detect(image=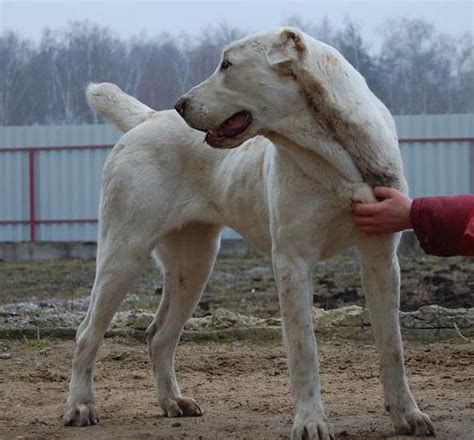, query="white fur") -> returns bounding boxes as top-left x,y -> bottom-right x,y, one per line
64,28 -> 434,439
